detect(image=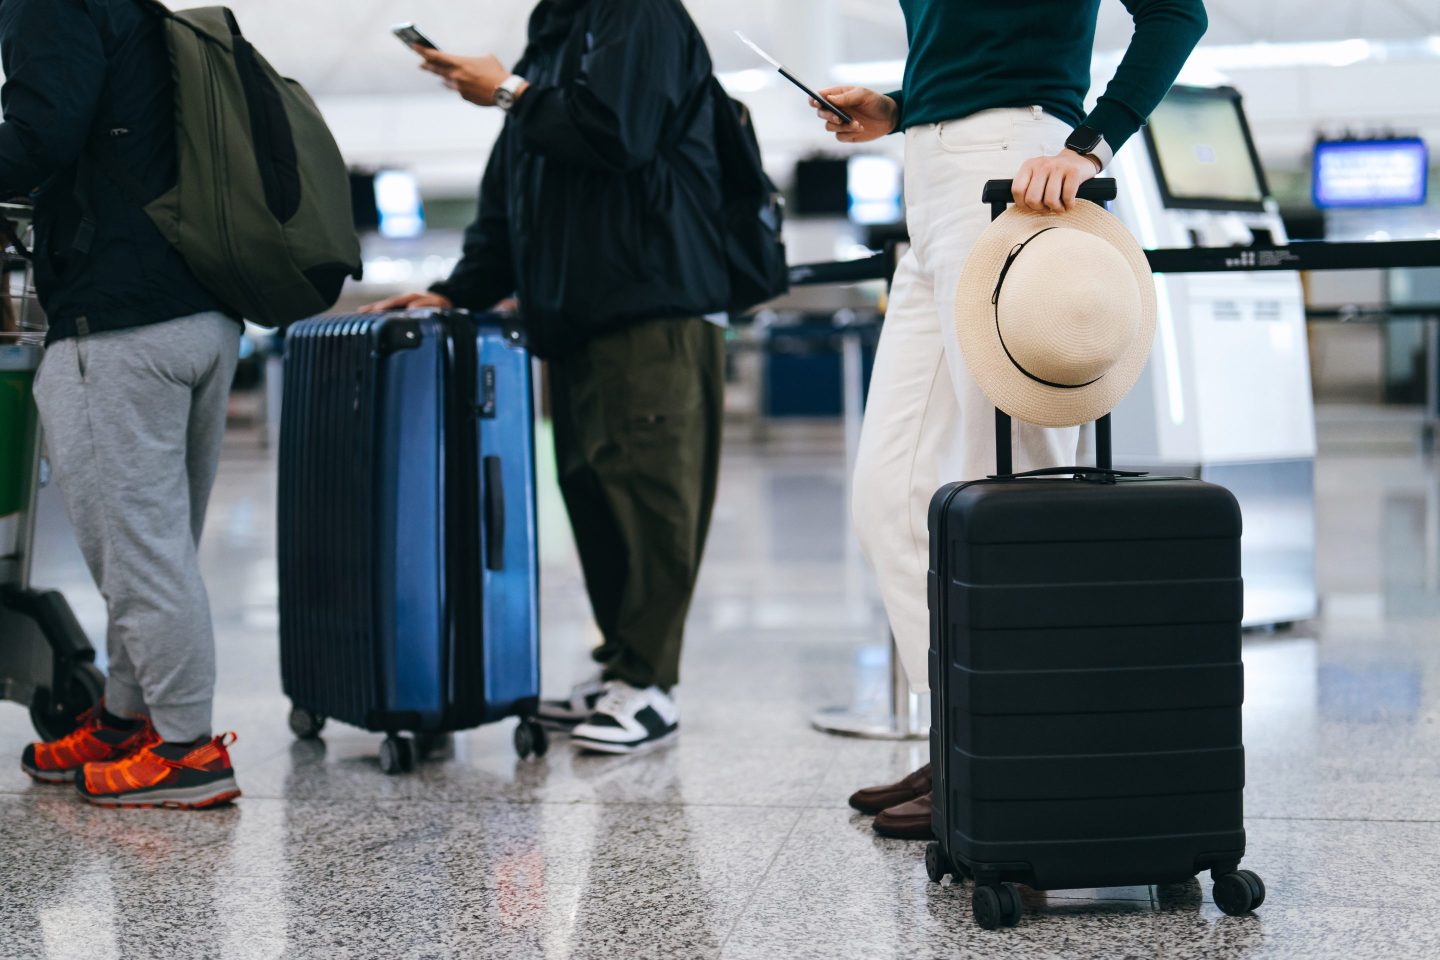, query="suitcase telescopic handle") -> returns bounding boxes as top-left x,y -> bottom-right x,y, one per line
995,409 -> 1114,477
984,178 -> 1119,476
